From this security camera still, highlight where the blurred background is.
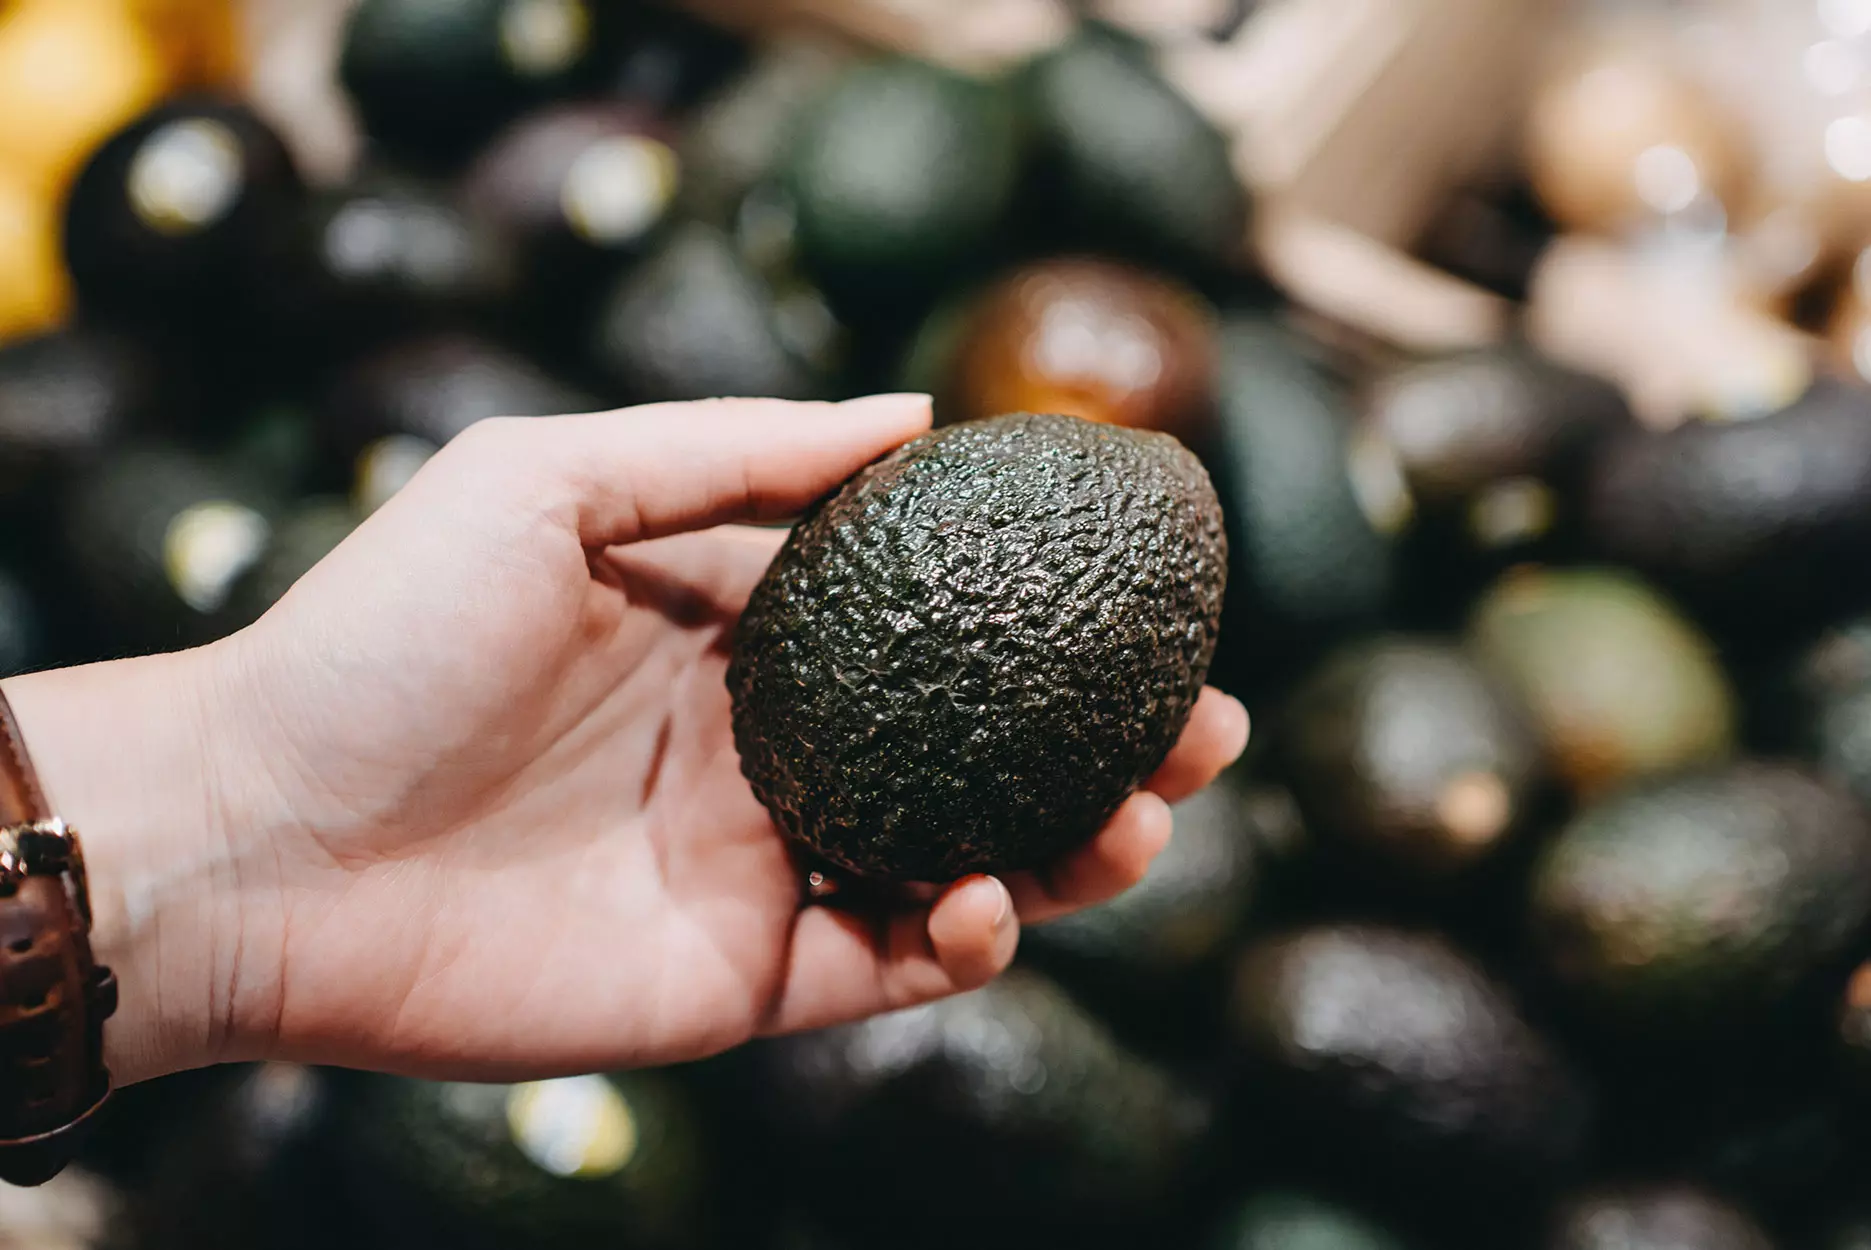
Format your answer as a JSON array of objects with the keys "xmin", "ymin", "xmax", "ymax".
[{"xmin": 16, "ymin": 0, "xmax": 1871, "ymax": 1247}]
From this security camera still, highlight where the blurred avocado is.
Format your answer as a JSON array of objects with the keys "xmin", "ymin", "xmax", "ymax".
[
  {"xmin": 462, "ymin": 102, "xmax": 680, "ymax": 333},
  {"xmin": 1280, "ymin": 637, "xmax": 1545, "ymax": 884},
  {"xmin": 339, "ymin": 0, "xmax": 600, "ymax": 171},
  {"xmin": 590, "ymin": 222, "xmax": 834, "ymax": 403},
  {"xmin": 341, "ymin": 1070, "xmax": 709, "ymax": 1249},
  {"xmin": 131, "ymin": 1063, "xmax": 354, "ymax": 1250},
  {"xmin": 62, "ymin": 443, "xmax": 281, "ymax": 651},
  {"xmin": 780, "ymin": 56, "xmax": 1020, "ymax": 314},
  {"xmin": 1585, "ymin": 378, "xmax": 1871, "ymax": 643},
  {"xmin": 0, "ymin": 329, "xmax": 159, "ymax": 512},
  {"xmin": 938, "ymin": 256, "xmax": 1218, "ymax": 440},
  {"xmin": 1210, "ymin": 1192, "xmax": 1411, "ymax": 1250},
  {"xmin": 752, "ymin": 969, "xmax": 1211, "ymax": 1248},
  {"xmin": 1229, "ymin": 925, "xmax": 1588, "ymax": 1195},
  {"xmin": 1545, "ymin": 1187, "xmax": 1777, "ymax": 1250},
  {"xmin": 1204, "ymin": 317, "xmax": 1395, "ymax": 694},
  {"xmin": 1531, "ymin": 762, "xmax": 1871, "ymax": 1031},
  {"xmin": 1023, "ymin": 770, "xmax": 1264, "ymax": 1046},
  {"xmin": 222, "ymin": 497, "xmax": 358, "ymax": 630},
  {"xmin": 1359, "ymin": 345, "xmax": 1634, "ymax": 622},
  {"xmin": 63, "ymin": 98, "xmax": 304, "ymax": 333},
  {"xmin": 1019, "ymin": 23, "xmax": 1248, "ymax": 275},
  {"xmin": 294, "ymin": 170, "xmax": 519, "ymax": 360},
  {"xmin": 678, "ymin": 36, "xmax": 850, "ymax": 226},
  {"xmin": 1467, "ymin": 566, "xmax": 1736, "ymax": 795},
  {"xmin": 324, "ymin": 333, "xmax": 596, "ymax": 478}
]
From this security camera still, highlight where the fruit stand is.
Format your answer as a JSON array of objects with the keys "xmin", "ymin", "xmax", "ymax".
[{"xmin": 3, "ymin": 1, "xmax": 1871, "ymax": 1248}]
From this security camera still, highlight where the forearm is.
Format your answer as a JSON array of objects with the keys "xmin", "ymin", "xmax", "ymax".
[{"xmin": 1, "ymin": 644, "xmax": 281, "ymax": 1086}]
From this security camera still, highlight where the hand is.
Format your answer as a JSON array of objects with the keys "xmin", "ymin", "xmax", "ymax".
[{"xmin": 4, "ymin": 395, "xmax": 1248, "ymax": 1085}]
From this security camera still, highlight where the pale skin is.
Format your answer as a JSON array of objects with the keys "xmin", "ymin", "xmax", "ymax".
[{"xmin": 2, "ymin": 394, "xmax": 1248, "ymax": 1087}]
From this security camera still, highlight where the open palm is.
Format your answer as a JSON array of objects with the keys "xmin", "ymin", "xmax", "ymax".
[{"xmin": 196, "ymin": 395, "xmax": 1246, "ymax": 1082}]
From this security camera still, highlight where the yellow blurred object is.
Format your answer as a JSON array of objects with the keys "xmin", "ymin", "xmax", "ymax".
[
  {"xmin": 0, "ymin": 169, "xmax": 71, "ymax": 343},
  {"xmin": 0, "ymin": 0, "xmax": 170, "ymax": 193},
  {"xmin": 128, "ymin": 0, "xmax": 246, "ymax": 87}
]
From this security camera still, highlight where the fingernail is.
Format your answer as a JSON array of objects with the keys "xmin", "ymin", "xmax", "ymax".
[
  {"xmin": 838, "ymin": 393, "xmax": 933, "ymax": 419},
  {"xmin": 984, "ymin": 876, "xmax": 1013, "ymax": 931}
]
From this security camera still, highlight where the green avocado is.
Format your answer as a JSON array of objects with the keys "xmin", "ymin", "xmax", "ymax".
[
  {"xmin": 1545, "ymin": 1187, "xmax": 1777, "ymax": 1250},
  {"xmin": 1467, "ymin": 566, "xmax": 1736, "ymax": 796},
  {"xmin": 339, "ymin": 0, "xmax": 598, "ymax": 169},
  {"xmin": 1584, "ymin": 377, "xmax": 1871, "ymax": 642},
  {"xmin": 1281, "ymin": 637, "xmax": 1544, "ymax": 882},
  {"xmin": 63, "ymin": 444, "xmax": 282, "ymax": 650},
  {"xmin": 1211, "ymin": 1192, "xmax": 1411, "ymax": 1250},
  {"xmin": 63, "ymin": 100, "xmax": 304, "ymax": 332},
  {"xmin": 727, "ymin": 411, "xmax": 1227, "ymax": 882},
  {"xmin": 1531, "ymin": 762, "xmax": 1871, "ymax": 1029},
  {"xmin": 1359, "ymin": 345, "xmax": 1633, "ymax": 622},
  {"xmin": 1229, "ymin": 925, "xmax": 1587, "ymax": 1188},
  {"xmin": 341, "ymin": 1070, "xmax": 707, "ymax": 1249},
  {"xmin": 780, "ymin": 56, "xmax": 1020, "ymax": 311},
  {"xmin": 589, "ymin": 222, "xmax": 833, "ymax": 404},
  {"xmin": 1204, "ymin": 317, "xmax": 1394, "ymax": 694},
  {"xmin": 753, "ymin": 968, "xmax": 1210, "ymax": 1248},
  {"xmin": 1023, "ymin": 769, "xmax": 1265, "ymax": 1043},
  {"xmin": 1019, "ymin": 23, "xmax": 1248, "ymax": 274}
]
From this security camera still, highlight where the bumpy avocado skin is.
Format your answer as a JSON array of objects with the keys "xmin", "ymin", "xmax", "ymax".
[{"xmin": 727, "ymin": 412, "xmax": 1227, "ymax": 882}]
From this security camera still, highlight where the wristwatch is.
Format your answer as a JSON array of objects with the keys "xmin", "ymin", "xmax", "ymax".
[{"xmin": 0, "ymin": 689, "xmax": 116, "ymax": 1187}]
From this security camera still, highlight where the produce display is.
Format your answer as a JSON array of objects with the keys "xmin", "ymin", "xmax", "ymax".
[{"xmin": 12, "ymin": 2, "xmax": 1871, "ymax": 1249}]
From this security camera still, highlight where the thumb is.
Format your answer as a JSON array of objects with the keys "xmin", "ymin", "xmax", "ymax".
[{"xmin": 502, "ymin": 394, "xmax": 933, "ymax": 549}]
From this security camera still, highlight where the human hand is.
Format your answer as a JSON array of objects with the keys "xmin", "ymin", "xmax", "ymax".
[{"xmin": 4, "ymin": 395, "xmax": 1248, "ymax": 1085}]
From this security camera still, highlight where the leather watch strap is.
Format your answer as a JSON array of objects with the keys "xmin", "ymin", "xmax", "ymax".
[{"xmin": 0, "ymin": 690, "xmax": 115, "ymax": 1187}]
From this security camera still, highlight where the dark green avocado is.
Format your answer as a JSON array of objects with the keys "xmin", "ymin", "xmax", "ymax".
[
  {"xmin": 341, "ymin": 1070, "xmax": 707, "ymax": 1249},
  {"xmin": 339, "ymin": 0, "xmax": 599, "ymax": 169},
  {"xmin": 727, "ymin": 412, "xmax": 1227, "ymax": 883},
  {"xmin": 1210, "ymin": 1192, "xmax": 1410, "ymax": 1250},
  {"xmin": 589, "ymin": 222, "xmax": 832, "ymax": 403},
  {"xmin": 1468, "ymin": 566, "xmax": 1735, "ymax": 796},
  {"xmin": 1531, "ymin": 762, "xmax": 1871, "ymax": 1029},
  {"xmin": 752, "ymin": 968, "xmax": 1210, "ymax": 1248},
  {"xmin": 63, "ymin": 99, "xmax": 304, "ymax": 331},
  {"xmin": 1360, "ymin": 344, "xmax": 1633, "ymax": 622},
  {"xmin": 1023, "ymin": 769, "xmax": 1264, "ymax": 1042},
  {"xmin": 677, "ymin": 36, "xmax": 849, "ymax": 227},
  {"xmin": 1229, "ymin": 925, "xmax": 1587, "ymax": 1188},
  {"xmin": 1203, "ymin": 317, "xmax": 1394, "ymax": 693},
  {"xmin": 1584, "ymin": 377, "xmax": 1871, "ymax": 639},
  {"xmin": 63, "ymin": 444, "xmax": 282, "ymax": 650},
  {"xmin": 295, "ymin": 170, "xmax": 519, "ymax": 356},
  {"xmin": 324, "ymin": 333, "xmax": 596, "ymax": 468},
  {"xmin": 1281, "ymin": 637, "xmax": 1544, "ymax": 881},
  {"xmin": 463, "ymin": 103, "xmax": 680, "ymax": 325},
  {"xmin": 780, "ymin": 56, "xmax": 1020, "ymax": 310},
  {"xmin": 1545, "ymin": 1187, "xmax": 1777, "ymax": 1250},
  {"xmin": 1019, "ymin": 23, "xmax": 1248, "ymax": 274}
]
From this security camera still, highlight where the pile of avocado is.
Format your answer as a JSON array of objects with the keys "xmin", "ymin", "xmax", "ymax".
[{"xmin": 18, "ymin": 2, "xmax": 1871, "ymax": 1249}]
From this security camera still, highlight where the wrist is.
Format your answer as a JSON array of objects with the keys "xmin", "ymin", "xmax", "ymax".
[{"xmin": 1, "ymin": 642, "xmax": 285, "ymax": 1085}]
